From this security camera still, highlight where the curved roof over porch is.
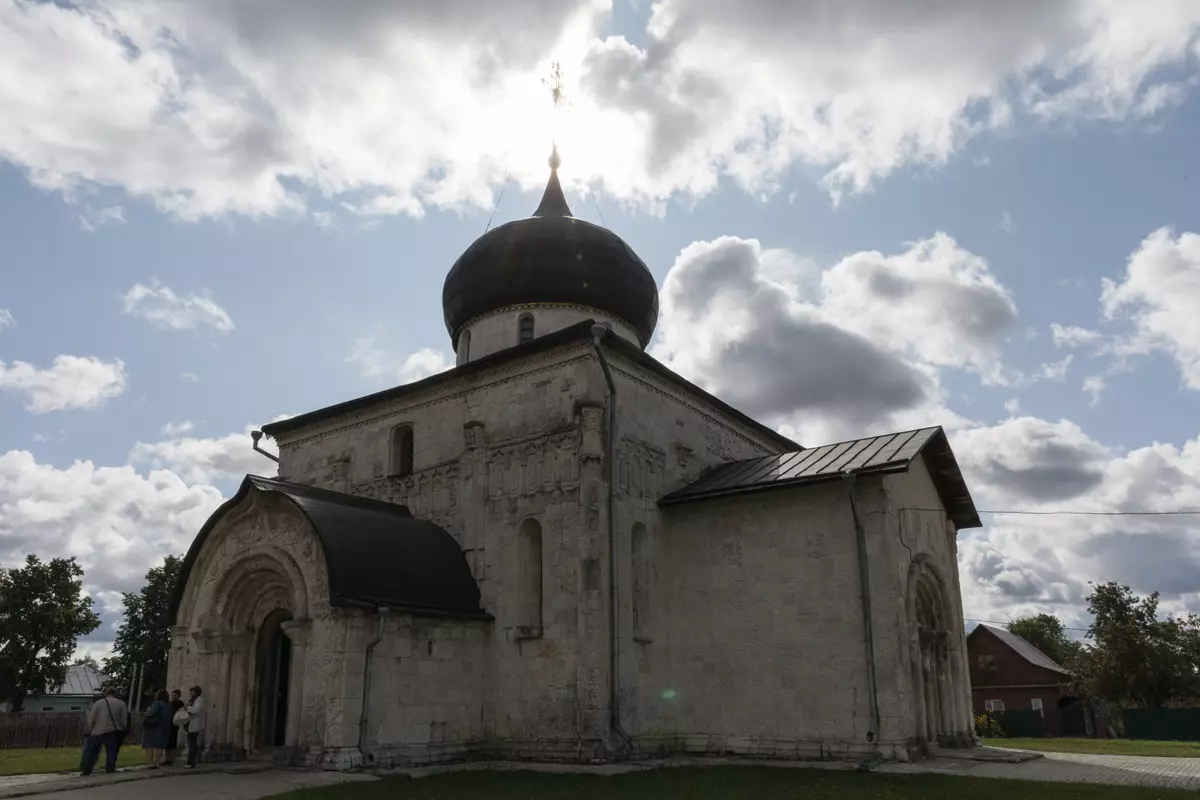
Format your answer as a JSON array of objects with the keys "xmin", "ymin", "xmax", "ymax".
[{"xmin": 169, "ymin": 475, "xmax": 489, "ymax": 624}]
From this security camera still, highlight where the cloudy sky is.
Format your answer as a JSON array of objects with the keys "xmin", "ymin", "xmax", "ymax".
[{"xmin": 2, "ymin": 0, "xmax": 1200, "ymax": 659}]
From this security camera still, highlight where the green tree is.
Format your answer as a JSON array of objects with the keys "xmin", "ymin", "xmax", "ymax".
[
  {"xmin": 0, "ymin": 555, "xmax": 101, "ymax": 712},
  {"xmin": 103, "ymin": 554, "xmax": 182, "ymax": 704},
  {"xmin": 1072, "ymin": 582, "xmax": 1200, "ymax": 708},
  {"xmin": 1007, "ymin": 613, "xmax": 1083, "ymax": 668},
  {"xmin": 71, "ymin": 654, "xmax": 100, "ymax": 670}
]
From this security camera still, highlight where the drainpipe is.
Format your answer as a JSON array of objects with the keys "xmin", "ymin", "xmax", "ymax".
[
  {"xmin": 358, "ymin": 607, "xmax": 390, "ymax": 762},
  {"xmin": 591, "ymin": 325, "xmax": 634, "ymax": 752},
  {"xmin": 250, "ymin": 430, "xmax": 279, "ymax": 463},
  {"xmin": 843, "ymin": 470, "xmax": 881, "ymax": 762}
]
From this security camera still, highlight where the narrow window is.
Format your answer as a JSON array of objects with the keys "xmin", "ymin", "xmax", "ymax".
[
  {"xmin": 456, "ymin": 329, "xmax": 471, "ymax": 366},
  {"xmin": 1031, "ymin": 698, "xmax": 1044, "ymax": 717},
  {"xmin": 518, "ymin": 313, "xmax": 535, "ymax": 344},
  {"xmin": 389, "ymin": 424, "xmax": 414, "ymax": 477},
  {"xmin": 632, "ymin": 522, "xmax": 652, "ymax": 641},
  {"xmin": 517, "ymin": 518, "xmax": 543, "ymax": 632}
]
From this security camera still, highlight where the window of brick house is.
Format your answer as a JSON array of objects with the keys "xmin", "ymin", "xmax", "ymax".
[
  {"xmin": 1031, "ymin": 698, "xmax": 1044, "ymax": 717},
  {"xmin": 978, "ymin": 653, "xmax": 996, "ymax": 672},
  {"xmin": 984, "ymin": 699, "xmax": 1005, "ymax": 712}
]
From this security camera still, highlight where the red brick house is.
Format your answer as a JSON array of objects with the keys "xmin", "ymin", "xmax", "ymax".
[{"xmin": 967, "ymin": 624, "xmax": 1071, "ymax": 735}]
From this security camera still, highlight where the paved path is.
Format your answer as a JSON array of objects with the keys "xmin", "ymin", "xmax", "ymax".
[
  {"xmin": 881, "ymin": 749, "xmax": 1200, "ymax": 790},
  {"xmin": 0, "ymin": 768, "xmax": 375, "ymax": 800}
]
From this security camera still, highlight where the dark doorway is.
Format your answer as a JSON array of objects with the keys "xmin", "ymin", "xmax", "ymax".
[{"xmin": 256, "ymin": 609, "xmax": 292, "ymax": 749}]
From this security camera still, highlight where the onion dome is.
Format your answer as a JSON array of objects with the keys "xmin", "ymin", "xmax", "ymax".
[{"xmin": 442, "ymin": 147, "xmax": 659, "ymax": 348}]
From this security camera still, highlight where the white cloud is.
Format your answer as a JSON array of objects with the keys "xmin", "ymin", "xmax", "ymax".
[
  {"xmin": 1039, "ymin": 354, "xmax": 1073, "ymax": 381},
  {"xmin": 122, "ymin": 281, "xmax": 234, "ymax": 332},
  {"xmin": 160, "ymin": 420, "xmax": 195, "ymax": 436},
  {"xmin": 0, "ymin": 355, "xmax": 127, "ymax": 413},
  {"xmin": 952, "ymin": 416, "xmax": 1200, "ymax": 626},
  {"xmin": 1, "ymin": 2, "xmax": 1198, "ymax": 218},
  {"xmin": 1003, "ymin": 398, "xmax": 1020, "ymax": 415},
  {"xmin": 179, "ymin": 372, "xmax": 201, "ymax": 383},
  {"xmin": 347, "ymin": 337, "xmax": 452, "ymax": 384},
  {"xmin": 130, "ymin": 418, "xmax": 286, "ymax": 485},
  {"xmin": 999, "ymin": 211, "xmax": 1013, "ymax": 234},
  {"xmin": 1100, "ymin": 227, "xmax": 1200, "ymax": 389},
  {"xmin": 1050, "ymin": 323, "xmax": 1102, "ymax": 348},
  {"xmin": 78, "ymin": 204, "xmax": 125, "ymax": 232},
  {"xmin": 0, "ymin": 309, "xmax": 14, "ymax": 330},
  {"xmin": 0, "ymin": 449, "xmax": 225, "ymax": 646},
  {"xmin": 649, "ymin": 233, "xmax": 1021, "ymax": 444}
]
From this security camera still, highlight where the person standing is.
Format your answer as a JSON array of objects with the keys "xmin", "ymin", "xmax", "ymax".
[
  {"xmin": 140, "ymin": 690, "xmax": 173, "ymax": 767},
  {"xmin": 164, "ymin": 689, "xmax": 185, "ymax": 765},
  {"xmin": 80, "ymin": 687, "xmax": 130, "ymax": 776},
  {"xmin": 184, "ymin": 685, "xmax": 206, "ymax": 768}
]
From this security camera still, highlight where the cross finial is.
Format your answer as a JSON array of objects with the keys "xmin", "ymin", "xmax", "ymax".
[{"xmin": 542, "ymin": 62, "xmax": 565, "ymax": 110}]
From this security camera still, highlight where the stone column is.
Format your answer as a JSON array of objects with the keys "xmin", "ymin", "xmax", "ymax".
[
  {"xmin": 167, "ymin": 625, "xmax": 190, "ymax": 690},
  {"xmin": 280, "ymin": 619, "xmax": 312, "ymax": 748},
  {"xmin": 946, "ymin": 521, "xmax": 978, "ymax": 743},
  {"xmin": 225, "ymin": 633, "xmax": 253, "ymax": 752},
  {"xmin": 189, "ymin": 630, "xmax": 218, "ymax": 760}
]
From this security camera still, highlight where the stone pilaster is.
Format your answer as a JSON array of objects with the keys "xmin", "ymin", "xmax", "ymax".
[{"xmin": 281, "ymin": 619, "xmax": 313, "ymax": 748}]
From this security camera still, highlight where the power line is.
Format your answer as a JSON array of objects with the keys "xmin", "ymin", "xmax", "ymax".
[
  {"xmin": 904, "ymin": 507, "xmax": 1200, "ymax": 517},
  {"xmin": 483, "ymin": 173, "xmax": 511, "ymax": 234}
]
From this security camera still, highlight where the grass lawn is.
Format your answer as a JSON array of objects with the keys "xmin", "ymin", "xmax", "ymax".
[
  {"xmin": 0, "ymin": 746, "xmax": 145, "ymax": 776},
  {"xmin": 997, "ymin": 737, "xmax": 1200, "ymax": 758},
  {"xmin": 266, "ymin": 766, "xmax": 1198, "ymax": 800}
]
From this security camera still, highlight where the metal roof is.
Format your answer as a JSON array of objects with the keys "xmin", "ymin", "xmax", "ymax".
[
  {"xmin": 974, "ymin": 624, "xmax": 1070, "ymax": 676},
  {"xmin": 658, "ymin": 426, "xmax": 981, "ymax": 529},
  {"xmin": 170, "ymin": 476, "xmax": 491, "ymax": 625},
  {"xmin": 51, "ymin": 664, "xmax": 106, "ymax": 696}
]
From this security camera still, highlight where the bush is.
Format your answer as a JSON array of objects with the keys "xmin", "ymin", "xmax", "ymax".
[{"xmin": 975, "ymin": 712, "xmax": 1004, "ymax": 738}]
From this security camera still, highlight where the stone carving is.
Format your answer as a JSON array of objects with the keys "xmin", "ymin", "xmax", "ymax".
[
  {"xmin": 353, "ymin": 461, "xmax": 460, "ymax": 524},
  {"xmin": 618, "ymin": 437, "xmax": 666, "ymax": 501},
  {"xmin": 463, "ymin": 421, "xmax": 485, "ymax": 450},
  {"xmin": 487, "ymin": 429, "xmax": 580, "ymax": 499}
]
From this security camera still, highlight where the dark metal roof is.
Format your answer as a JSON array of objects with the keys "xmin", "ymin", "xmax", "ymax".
[
  {"xmin": 169, "ymin": 475, "xmax": 489, "ymax": 625},
  {"xmin": 659, "ymin": 426, "xmax": 982, "ymax": 529},
  {"xmin": 442, "ymin": 167, "xmax": 659, "ymax": 348},
  {"xmin": 50, "ymin": 665, "xmax": 105, "ymax": 696},
  {"xmin": 971, "ymin": 624, "xmax": 1070, "ymax": 675},
  {"xmin": 260, "ymin": 320, "xmax": 799, "ymax": 453}
]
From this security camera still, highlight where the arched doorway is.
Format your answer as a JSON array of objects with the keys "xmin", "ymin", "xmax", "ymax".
[{"xmin": 256, "ymin": 609, "xmax": 293, "ymax": 749}]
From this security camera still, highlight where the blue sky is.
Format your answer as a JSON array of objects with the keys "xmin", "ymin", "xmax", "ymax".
[{"xmin": 2, "ymin": 0, "xmax": 1200, "ymax": 655}]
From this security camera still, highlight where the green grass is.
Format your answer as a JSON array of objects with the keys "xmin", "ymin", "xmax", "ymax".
[
  {"xmin": 0, "ymin": 746, "xmax": 146, "ymax": 776},
  {"xmin": 265, "ymin": 766, "xmax": 1198, "ymax": 800},
  {"xmin": 997, "ymin": 737, "xmax": 1200, "ymax": 758}
]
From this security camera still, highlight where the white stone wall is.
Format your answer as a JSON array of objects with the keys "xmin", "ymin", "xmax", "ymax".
[
  {"xmin": 624, "ymin": 479, "xmax": 912, "ymax": 760},
  {"xmin": 456, "ymin": 305, "xmax": 641, "ymax": 363},
  {"xmin": 362, "ymin": 615, "xmax": 489, "ymax": 767}
]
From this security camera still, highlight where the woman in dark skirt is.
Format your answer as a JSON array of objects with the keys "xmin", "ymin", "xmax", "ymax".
[
  {"xmin": 164, "ymin": 689, "xmax": 185, "ymax": 765},
  {"xmin": 140, "ymin": 690, "xmax": 173, "ymax": 768}
]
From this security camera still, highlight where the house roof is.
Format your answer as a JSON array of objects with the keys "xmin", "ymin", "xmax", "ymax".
[
  {"xmin": 658, "ymin": 426, "xmax": 981, "ymax": 529},
  {"xmin": 53, "ymin": 664, "xmax": 105, "ymax": 696},
  {"xmin": 169, "ymin": 475, "xmax": 490, "ymax": 625},
  {"xmin": 260, "ymin": 320, "xmax": 798, "ymax": 452},
  {"xmin": 973, "ymin": 624, "xmax": 1071, "ymax": 675}
]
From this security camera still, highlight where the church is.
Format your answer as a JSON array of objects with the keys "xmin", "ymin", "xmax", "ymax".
[{"xmin": 166, "ymin": 147, "xmax": 983, "ymax": 770}]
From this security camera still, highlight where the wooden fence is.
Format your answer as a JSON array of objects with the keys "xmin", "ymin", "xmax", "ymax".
[{"xmin": 0, "ymin": 712, "xmax": 144, "ymax": 749}]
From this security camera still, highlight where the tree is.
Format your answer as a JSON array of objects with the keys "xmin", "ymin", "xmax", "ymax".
[
  {"xmin": 1071, "ymin": 582, "xmax": 1200, "ymax": 708},
  {"xmin": 1007, "ymin": 614, "xmax": 1083, "ymax": 668},
  {"xmin": 0, "ymin": 555, "xmax": 101, "ymax": 712},
  {"xmin": 71, "ymin": 654, "xmax": 100, "ymax": 670},
  {"xmin": 103, "ymin": 554, "xmax": 182, "ymax": 704}
]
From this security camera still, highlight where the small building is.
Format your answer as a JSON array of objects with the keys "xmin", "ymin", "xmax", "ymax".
[
  {"xmin": 0, "ymin": 664, "xmax": 105, "ymax": 713},
  {"xmin": 967, "ymin": 624, "xmax": 1070, "ymax": 735}
]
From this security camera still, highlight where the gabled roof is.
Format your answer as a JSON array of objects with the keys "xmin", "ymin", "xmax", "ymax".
[
  {"xmin": 169, "ymin": 476, "xmax": 490, "ymax": 625},
  {"xmin": 52, "ymin": 664, "xmax": 105, "ymax": 696},
  {"xmin": 972, "ymin": 624, "xmax": 1070, "ymax": 676},
  {"xmin": 659, "ymin": 426, "xmax": 981, "ymax": 529}
]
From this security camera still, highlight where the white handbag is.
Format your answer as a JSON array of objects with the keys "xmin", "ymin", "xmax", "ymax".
[{"xmin": 173, "ymin": 707, "xmax": 190, "ymax": 728}]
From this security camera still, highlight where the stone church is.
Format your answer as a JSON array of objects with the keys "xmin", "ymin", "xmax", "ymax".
[{"xmin": 167, "ymin": 148, "xmax": 983, "ymax": 770}]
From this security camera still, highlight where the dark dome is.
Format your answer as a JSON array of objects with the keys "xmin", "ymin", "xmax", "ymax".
[{"xmin": 442, "ymin": 161, "xmax": 659, "ymax": 347}]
